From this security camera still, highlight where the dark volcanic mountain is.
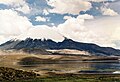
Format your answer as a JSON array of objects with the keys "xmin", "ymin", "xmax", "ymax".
[{"xmin": 0, "ymin": 38, "xmax": 120, "ymax": 56}]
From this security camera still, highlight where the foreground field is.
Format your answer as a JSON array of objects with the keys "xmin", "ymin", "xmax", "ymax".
[
  {"xmin": 7, "ymin": 73, "xmax": 120, "ymax": 82},
  {"xmin": 0, "ymin": 67, "xmax": 120, "ymax": 82},
  {"xmin": 16, "ymin": 76, "xmax": 120, "ymax": 82},
  {"xmin": 0, "ymin": 51, "xmax": 120, "ymax": 82}
]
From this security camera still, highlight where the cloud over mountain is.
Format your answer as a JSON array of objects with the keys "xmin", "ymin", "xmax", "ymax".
[
  {"xmin": 85, "ymin": 16, "xmax": 120, "ymax": 47},
  {"xmin": 57, "ymin": 14, "xmax": 94, "ymax": 42},
  {"xmin": 18, "ymin": 25, "xmax": 64, "ymax": 42},
  {"xmin": 0, "ymin": 9, "xmax": 32, "ymax": 43}
]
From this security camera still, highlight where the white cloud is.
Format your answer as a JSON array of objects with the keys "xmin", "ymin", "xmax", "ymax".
[
  {"xmin": 47, "ymin": 0, "xmax": 92, "ymax": 15},
  {"xmin": 77, "ymin": 14, "xmax": 94, "ymax": 20},
  {"xmin": 0, "ymin": 36, "xmax": 6, "ymax": 44},
  {"xmin": 86, "ymin": 0, "xmax": 116, "ymax": 2},
  {"xmin": 56, "ymin": 14, "xmax": 94, "ymax": 43},
  {"xmin": 0, "ymin": 9, "xmax": 120, "ymax": 49},
  {"xmin": 35, "ymin": 16, "xmax": 47, "ymax": 22},
  {"xmin": 56, "ymin": 14, "xmax": 120, "ymax": 48},
  {"xmin": 0, "ymin": 0, "xmax": 31, "ymax": 14},
  {"xmin": 85, "ymin": 16, "xmax": 120, "ymax": 48},
  {"xmin": 43, "ymin": 9, "xmax": 49, "ymax": 15},
  {"xmin": 0, "ymin": 0, "xmax": 23, "ymax": 5},
  {"xmin": 15, "ymin": 3, "xmax": 31, "ymax": 14},
  {"xmin": 0, "ymin": 9, "xmax": 62, "ymax": 43},
  {"xmin": 17, "ymin": 14, "xmax": 95, "ymax": 44},
  {"xmin": 0, "ymin": 9, "xmax": 32, "ymax": 42},
  {"xmin": 101, "ymin": 7, "xmax": 118, "ymax": 16},
  {"xmin": 63, "ymin": 16, "xmax": 73, "ymax": 20},
  {"xmin": 18, "ymin": 25, "xmax": 64, "ymax": 42}
]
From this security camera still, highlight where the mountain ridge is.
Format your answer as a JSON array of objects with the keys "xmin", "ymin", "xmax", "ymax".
[{"xmin": 0, "ymin": 38, "xmax": 120, "ymax": 56}]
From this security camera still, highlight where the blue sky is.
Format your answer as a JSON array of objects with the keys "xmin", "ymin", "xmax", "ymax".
[{"xmin": 0, "ymin": 0, "xmax": 120, "ymax": 48}]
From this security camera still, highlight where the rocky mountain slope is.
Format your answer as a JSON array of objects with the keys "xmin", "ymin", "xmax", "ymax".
[{"xmin": 0, "ymin": 38, "xmax": 120, "ymax": 56}]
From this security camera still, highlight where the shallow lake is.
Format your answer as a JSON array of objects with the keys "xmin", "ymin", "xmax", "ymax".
[{"xmin": 20, "ymin": 60, "xmax": 120, "ymax": 73}]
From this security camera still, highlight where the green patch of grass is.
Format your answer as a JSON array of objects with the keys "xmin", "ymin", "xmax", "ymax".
[
  {"xmin": 9, "ymin": 77, "xmax": 120, "ymax": 82},
  {"xmin": 8, "ymin": 73, "xmax": 120, "ymax": 82}
]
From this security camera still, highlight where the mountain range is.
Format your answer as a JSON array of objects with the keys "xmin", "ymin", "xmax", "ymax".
[{"xmin": 0, "ymin": 38, "xmax": 120, "ymax": 56}]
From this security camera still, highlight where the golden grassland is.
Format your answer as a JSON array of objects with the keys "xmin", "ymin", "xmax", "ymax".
[{"xmin": 0, "ymin": 67, "xmax": 120, "ymax": 82}]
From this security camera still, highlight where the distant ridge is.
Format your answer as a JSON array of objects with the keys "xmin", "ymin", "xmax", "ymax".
[{"xmin": 0, "ymin": 38, "xmax": 120, "ymax": 56}]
